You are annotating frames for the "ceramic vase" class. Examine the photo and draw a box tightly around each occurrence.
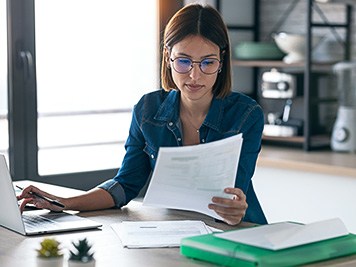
[36,256,63,267]
[68,259,96,267]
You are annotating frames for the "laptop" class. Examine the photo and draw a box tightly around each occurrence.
[0,154,102,235]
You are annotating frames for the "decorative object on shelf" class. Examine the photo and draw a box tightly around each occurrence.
[273,32,323,64]
[234,42,285,60]
[68,238,96,267]
[36,238,64,267]
[261,68,303,99]
[264,99,303,138]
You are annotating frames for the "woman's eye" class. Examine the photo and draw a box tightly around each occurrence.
[202,59,215,65]
[178,58,191,65]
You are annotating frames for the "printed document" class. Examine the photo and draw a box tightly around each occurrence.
[111,220,211,248]
[214,218,349,250]
[143,134,243,220]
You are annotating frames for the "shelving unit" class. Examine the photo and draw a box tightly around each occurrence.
[218,0,353,151]
[302,0,352,151]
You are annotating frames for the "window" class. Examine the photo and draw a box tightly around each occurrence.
[35,0,158,175]
[7,0,159,187]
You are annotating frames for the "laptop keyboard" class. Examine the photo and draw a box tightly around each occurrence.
[22,214,60,231]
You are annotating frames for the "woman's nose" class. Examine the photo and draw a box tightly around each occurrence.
[189,63,202,80]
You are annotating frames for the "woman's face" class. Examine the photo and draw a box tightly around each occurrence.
[166,35,221,104]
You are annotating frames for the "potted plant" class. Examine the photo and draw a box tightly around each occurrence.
[36,238,63,267]
[68,238,96,267]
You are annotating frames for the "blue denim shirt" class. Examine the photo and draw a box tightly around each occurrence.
[98,89,267,224]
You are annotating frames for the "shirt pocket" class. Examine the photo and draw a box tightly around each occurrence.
[143,142,158,161]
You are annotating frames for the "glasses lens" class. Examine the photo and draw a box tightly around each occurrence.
[200,58,220,74]
[173,58,192,73]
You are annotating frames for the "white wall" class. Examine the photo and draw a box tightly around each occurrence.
[253,166,356,233]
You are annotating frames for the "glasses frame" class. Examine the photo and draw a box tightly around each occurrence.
[169,57,222,75]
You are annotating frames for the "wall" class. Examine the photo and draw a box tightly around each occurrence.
[253,166,356,234]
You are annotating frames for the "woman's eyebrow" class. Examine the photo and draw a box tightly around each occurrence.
[175,52,219,59]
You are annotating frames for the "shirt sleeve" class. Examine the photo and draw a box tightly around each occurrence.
[235,104,264,194]
[97,179,126,208]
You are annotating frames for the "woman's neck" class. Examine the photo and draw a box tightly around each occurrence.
[179,94,213,119]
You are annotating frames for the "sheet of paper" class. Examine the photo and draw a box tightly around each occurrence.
[143,134,243,220]
[111,220,210,248]
[214,218,349,250]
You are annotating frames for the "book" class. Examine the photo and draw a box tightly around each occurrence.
[181,231,356,267]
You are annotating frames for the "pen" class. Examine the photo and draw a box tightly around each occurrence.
[16,185,65,208]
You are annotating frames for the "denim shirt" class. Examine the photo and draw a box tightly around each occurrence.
[98,89,267,224]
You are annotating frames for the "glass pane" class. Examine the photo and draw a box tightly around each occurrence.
[35,0,158,175]
[0,0,9,162]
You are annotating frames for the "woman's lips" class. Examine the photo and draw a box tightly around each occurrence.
[186,84,203,91]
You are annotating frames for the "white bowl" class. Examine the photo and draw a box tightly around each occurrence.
[273,32,323,63]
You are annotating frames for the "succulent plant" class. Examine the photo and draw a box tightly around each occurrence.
[37,238,63,258]
[69,238,95,262]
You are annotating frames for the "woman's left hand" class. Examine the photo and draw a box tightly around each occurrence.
[208,187,248,225]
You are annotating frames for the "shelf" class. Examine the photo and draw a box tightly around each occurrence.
[262,135,305,143]
[262,134,331,148]
[232,60,339,69]
[232,60,304,67]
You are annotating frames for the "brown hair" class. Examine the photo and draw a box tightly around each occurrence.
[161,4,232,98]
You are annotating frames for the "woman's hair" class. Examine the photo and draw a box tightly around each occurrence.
[161,4,232,98]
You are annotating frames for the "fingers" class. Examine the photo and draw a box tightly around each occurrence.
[208,187,248,226]
[19,198,34,213]
[225,187,246,201]
[17,185,64,212]
[18,185,50,200]
[17,185,39,200]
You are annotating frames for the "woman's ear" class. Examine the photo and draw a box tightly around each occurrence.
[164,47,170,68]
[219,49,225,72]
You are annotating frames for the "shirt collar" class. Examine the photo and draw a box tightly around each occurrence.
[154,89,224,132]
[154,90,180,123]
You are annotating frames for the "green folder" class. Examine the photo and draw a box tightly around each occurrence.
[181,232,356,267]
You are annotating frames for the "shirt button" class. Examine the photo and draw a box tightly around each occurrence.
[168,122,173,126]
[201,139,205,143]
[151,154,155,159]
[177,137,181,142]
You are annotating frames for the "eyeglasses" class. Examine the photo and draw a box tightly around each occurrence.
[169,57,221,75]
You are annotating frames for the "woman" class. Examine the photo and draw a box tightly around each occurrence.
[18,4,267,225]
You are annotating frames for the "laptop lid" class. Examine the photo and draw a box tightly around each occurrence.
[0,155,27,235]
[0,154,102,235]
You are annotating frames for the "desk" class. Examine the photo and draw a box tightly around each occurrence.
[2,181,356,267]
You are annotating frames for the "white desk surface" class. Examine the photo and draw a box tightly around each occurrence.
[1,180,356,267]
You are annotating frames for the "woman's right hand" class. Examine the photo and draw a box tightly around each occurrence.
[16,185,66,213]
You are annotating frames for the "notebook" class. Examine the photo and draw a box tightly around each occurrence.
[0,154,102,235]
